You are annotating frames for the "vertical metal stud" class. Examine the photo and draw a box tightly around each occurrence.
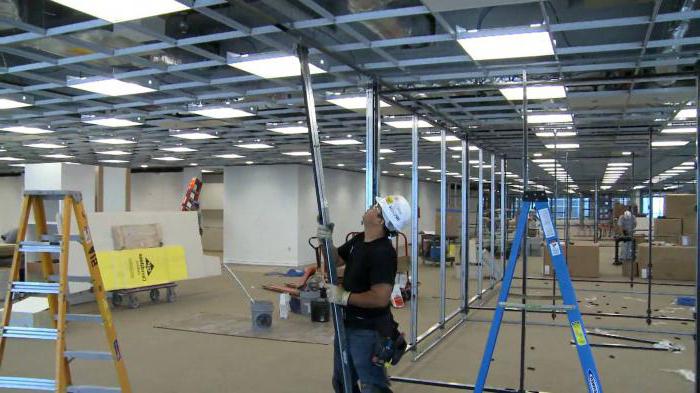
[439,129,447,326]
[365,79,380,209]
[477,148,484,300]
[410,115,419,351]
[297,46,352,393]
[519,69,528,393]
[490,153,496,283]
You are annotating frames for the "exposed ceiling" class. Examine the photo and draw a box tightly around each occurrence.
[0,0,698,195]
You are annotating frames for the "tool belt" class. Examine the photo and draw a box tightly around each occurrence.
[368,313,407,368]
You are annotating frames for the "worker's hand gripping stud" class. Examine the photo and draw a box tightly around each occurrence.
[325,283,350,306]
[317,221,335,241]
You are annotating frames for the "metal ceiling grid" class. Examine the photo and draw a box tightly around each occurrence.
[0,0,697,193]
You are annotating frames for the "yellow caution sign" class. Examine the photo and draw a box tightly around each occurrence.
[571,321,587,346]
[96,246,188,291]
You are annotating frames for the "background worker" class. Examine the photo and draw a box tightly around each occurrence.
[318,195,411,393]
[616,210,637,265]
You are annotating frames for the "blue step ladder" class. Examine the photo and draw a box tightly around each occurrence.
[474,191,603,393]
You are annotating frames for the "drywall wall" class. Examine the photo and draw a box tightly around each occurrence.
[129,171,182,211]
[224,165,441,267]
[224,165,301,266]
[102,167,128,212]
[0,175,23,236]
[297,167,441,264]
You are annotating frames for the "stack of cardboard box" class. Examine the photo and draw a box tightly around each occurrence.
[664,194,696,246]
[543,241,600,278]
[638,243,695,281]
[653,217,682,244]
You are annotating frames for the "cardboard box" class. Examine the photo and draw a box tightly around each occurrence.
[654,218,682,239]
[621,261,639,277]
[0,297,53,328]
[543,241,600,278]
[654,235,680,245]
[683,217,696,235]
[637,243,696,281]
[664,194,696,219]
[435,209,462,238]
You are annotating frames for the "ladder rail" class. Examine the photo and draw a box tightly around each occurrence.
[473,201,531,393]
[0,196,30,362]
[474,193,604,393]
[535,201,603,393]
[72,198,132,393]
[55,196,72,391]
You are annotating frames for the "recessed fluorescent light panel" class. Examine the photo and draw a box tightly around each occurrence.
[235,143,274,149]
[99,159,129,164]
[67,76,156,96]
[674,108,696,120]
[528,113,573,124]
[282,151,311,156]
[268,126,308,135]
[0,94,33,109]
[661,127,695,134]
[152,156,183,161]
[171,132,218,140]
[42,154,74,159]
[96,150,131,155]
[360,148,395,154]
[50,0,189,23]
[227,53,325,79]
[422,135,460,142]
[25,143,65,149]
[0,157,24,161]
[457,31,554,60]
[385,119,432,128]
[322,139,362,146]
[1,126,53,134]
[82,116,142,127]
[189,105,254,119]
[651,140,690,147]
[545,143,579,149]
[215,154,244,159]
[91,138,136,145]
[535,131,576,137]
[160,147,197,153]
[499,85,566,101]
[326,95,391,110]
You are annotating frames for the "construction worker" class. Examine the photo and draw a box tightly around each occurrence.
[318,195,411,393]
[616,210,637,264]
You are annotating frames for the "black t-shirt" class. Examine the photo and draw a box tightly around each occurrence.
[337,233,397,328]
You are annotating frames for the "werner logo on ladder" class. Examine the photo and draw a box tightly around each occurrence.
[474,190,603,393]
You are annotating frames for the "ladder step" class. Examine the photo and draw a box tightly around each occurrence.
[65,350,113,361]
[41,234,81,243]
[1,326,57,340]
[498,301,575,312]
[48,275,92,283]
[65,314,103,323]
[0,376,55,390]
[67,385,121,393]
[18,241,61,253]
[11,281,60,294]
[25,190,82,201]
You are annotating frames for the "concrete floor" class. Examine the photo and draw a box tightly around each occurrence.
[2,243,695,392]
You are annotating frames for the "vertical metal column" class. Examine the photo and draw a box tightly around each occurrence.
[297,46,352,393]
[519,69,528,393]
[461,138,469,312]
[647,127,653,326]
[694,65,699,393]
[439,130,447,326]
[477,149,484,299]
[501,158,506,274]
[365,80,380,209]
[594,181,599,243]
[410,115,419,351]
[565,153,570,257]
[490,153,496,283]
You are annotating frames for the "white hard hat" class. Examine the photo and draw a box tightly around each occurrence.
[375,195,411,232]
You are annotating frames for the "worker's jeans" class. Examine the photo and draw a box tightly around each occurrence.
[333,327,391,393]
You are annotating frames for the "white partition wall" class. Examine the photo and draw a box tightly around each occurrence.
[0,175,23,235]
[102,167,128,212]
[225,164,441,267]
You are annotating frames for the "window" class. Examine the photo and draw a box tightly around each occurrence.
[641,197,664,218]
